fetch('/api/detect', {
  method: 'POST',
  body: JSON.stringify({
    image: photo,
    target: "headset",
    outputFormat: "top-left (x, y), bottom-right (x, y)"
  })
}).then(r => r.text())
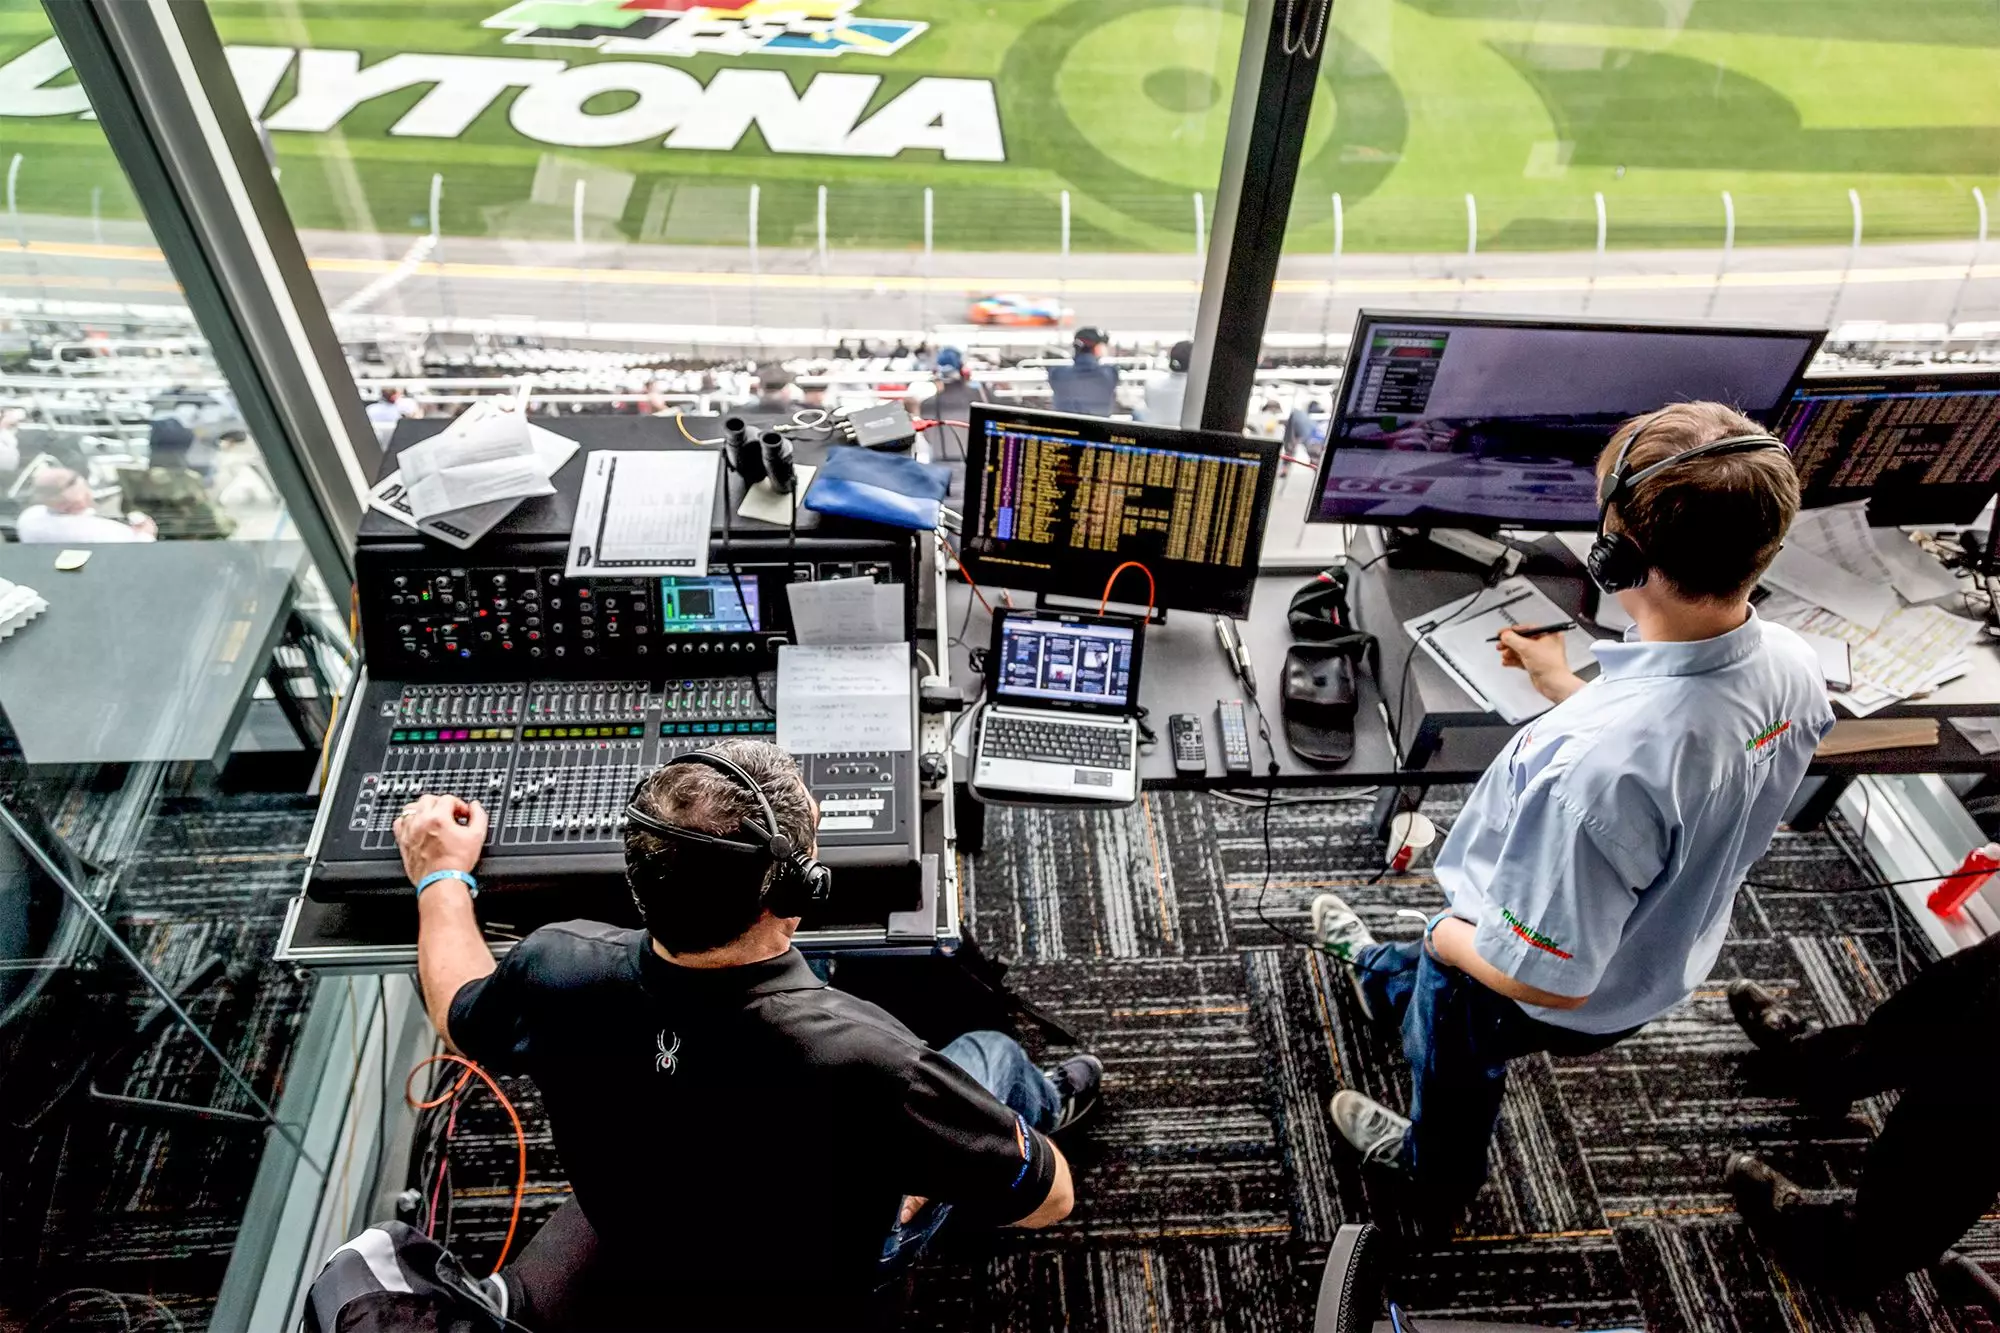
top-left (1586, 413), bottom-right (1788, 594)
top-left (620, 748), bottom-right (832, 920)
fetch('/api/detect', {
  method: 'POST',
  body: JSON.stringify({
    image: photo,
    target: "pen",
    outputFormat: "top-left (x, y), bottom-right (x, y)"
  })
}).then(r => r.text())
top-left (1487, 621), bottom-right (1576, 642)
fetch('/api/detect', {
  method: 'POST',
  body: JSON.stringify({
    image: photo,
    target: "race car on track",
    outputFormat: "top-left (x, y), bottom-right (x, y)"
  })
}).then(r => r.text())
top-left (967, 294), bottom-right (1072, 327)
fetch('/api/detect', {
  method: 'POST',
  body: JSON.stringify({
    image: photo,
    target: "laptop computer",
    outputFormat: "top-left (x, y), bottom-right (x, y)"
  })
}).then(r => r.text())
top-left (973, 609), bottom-right (1145, 802)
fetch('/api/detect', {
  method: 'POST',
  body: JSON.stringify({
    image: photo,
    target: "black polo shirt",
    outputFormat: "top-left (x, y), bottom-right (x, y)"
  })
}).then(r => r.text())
top-left (448, 921), bottom-right (1056, 1331)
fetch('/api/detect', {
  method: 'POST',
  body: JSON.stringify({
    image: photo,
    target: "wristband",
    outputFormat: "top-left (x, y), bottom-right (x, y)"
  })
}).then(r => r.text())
top-left (416, 869), bottom-right (478, 899)
top-left (1422, 909), bottom-right (1456, 962)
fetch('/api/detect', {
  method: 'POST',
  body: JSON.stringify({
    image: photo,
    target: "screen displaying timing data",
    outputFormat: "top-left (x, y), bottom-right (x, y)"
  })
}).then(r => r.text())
top-left (963, 405), bottom-right (1278, 618)
top-left (1778, 373), bottom-right (2000, 525)
top-left (1309, 314), bottom-right (1823, 529)
top-left (994, 615), bottom-right (1137, 709)
top-left (659, 574), bottom-right (761, 633)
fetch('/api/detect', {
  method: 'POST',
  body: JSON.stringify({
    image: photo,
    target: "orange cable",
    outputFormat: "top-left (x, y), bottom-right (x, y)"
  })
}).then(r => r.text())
top-left (1098, 560), bottom-right (1157, 616)
top-left (404, 1054), bottom-right (527, 1275)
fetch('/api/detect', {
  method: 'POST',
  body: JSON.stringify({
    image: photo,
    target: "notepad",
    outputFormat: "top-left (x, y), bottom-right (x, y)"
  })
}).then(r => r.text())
top-left (1401, 577), bottom-right (1596, 725)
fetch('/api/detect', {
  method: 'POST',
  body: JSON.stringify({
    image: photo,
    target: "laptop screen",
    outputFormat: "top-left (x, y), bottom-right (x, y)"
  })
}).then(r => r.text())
top-left (991, 611), bottom-right (1142, 715)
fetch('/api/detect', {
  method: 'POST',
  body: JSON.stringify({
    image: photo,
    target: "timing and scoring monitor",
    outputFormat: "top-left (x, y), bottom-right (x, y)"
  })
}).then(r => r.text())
top-left (1307, 312), bottom-right (1824, 530)
top-left (659, 574), bottom-right (761, 633)
top-left (962, 404), bottom-right (1279, 617)
top-left (1777, 370), bottom-right (2000, 525)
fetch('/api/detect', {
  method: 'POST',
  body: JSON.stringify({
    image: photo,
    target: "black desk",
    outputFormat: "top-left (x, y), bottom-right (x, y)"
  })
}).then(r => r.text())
top-left (945, 576), bottom-right (1401, 787)
top-left (948, 527), bottom-right (2000, 836)
top-left (0, 542), bottom-right (304, 766)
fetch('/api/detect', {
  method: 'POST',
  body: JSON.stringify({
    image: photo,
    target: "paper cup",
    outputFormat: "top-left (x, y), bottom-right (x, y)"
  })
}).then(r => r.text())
top-left (1386, 811), bottom-right (1438, 871)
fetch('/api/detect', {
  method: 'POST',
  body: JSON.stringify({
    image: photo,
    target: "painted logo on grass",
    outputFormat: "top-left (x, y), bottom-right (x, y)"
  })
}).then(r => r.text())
top-left (1499, 907), bottom-right (1573, 961)
top-left (486, 0), bottom-right (927, 59)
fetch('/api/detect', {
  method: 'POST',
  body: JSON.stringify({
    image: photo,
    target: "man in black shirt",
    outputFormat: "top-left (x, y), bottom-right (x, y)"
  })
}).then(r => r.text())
top-left (394, 739), bottom-right (1101, 1331)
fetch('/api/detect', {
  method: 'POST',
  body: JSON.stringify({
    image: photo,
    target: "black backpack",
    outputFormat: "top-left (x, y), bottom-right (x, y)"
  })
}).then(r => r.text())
top-left (304, 1222), bottom-right (513, 1333)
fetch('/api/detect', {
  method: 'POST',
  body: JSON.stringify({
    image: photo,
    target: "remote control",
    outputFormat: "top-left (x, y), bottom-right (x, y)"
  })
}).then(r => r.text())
top-left (1217, 699), bottom-right (1252, 774)
top-left (1169, 713), bottom-right (1206, 775)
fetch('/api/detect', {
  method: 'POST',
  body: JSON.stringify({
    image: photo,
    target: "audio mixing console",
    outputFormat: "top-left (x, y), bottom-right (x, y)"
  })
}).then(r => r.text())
top-left (315, 674), bottom-right (918, 895)
top-left (310, 506), bottom-right (924, 905)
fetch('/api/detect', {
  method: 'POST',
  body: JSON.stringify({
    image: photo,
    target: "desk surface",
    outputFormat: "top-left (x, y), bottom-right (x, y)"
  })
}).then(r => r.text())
top-left (945, 578), bottom-right (1403, 786)
top-left (0, 542), bottom-right (303, 766)
top-left (948, 532), bottom-right (2000, 792)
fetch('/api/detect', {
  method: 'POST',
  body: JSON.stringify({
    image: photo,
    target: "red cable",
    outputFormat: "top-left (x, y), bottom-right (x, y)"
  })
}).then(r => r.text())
top-left (1098, 560), bottom-right (1156, 616)
top-left (406, 1055), bottom-right (528, 1275)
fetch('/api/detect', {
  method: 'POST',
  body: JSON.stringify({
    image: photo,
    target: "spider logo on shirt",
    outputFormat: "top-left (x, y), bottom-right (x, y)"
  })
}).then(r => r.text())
top-left (656, 1030), bottom-right (681, 1075)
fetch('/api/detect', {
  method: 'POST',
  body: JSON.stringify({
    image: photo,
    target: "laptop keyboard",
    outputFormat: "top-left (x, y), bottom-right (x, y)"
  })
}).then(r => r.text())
top-left (985, 715), bottom-right (1131, 769)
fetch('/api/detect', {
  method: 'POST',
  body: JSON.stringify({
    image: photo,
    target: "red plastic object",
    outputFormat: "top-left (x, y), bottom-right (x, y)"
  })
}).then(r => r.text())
top-left (1928, 843), bottom-right (2000, 917)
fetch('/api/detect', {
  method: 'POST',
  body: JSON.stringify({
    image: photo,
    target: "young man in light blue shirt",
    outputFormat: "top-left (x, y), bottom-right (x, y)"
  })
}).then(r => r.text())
top-left (1311, 401), bottom-right (1836, 1227)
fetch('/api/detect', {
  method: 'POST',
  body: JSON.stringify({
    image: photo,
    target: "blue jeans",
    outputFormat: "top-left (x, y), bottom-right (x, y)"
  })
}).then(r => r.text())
top-left (878, 1030), bottom-right (1060, 1272)
top-left (1356, 942), bottom-right (1633, 1221)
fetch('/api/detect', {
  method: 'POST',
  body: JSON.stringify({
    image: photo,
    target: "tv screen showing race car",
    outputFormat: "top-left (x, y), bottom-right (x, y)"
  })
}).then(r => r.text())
top-left (1307, 314), bottom-right (1823, 530)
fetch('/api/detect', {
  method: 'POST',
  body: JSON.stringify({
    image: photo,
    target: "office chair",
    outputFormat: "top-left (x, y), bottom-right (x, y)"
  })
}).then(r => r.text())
top-left (1314, 1225), bottom-right (1639, 1333)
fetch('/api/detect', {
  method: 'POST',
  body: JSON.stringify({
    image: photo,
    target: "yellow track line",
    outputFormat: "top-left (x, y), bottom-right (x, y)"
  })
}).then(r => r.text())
top-left (7, 238), bottom-right (1998, 299)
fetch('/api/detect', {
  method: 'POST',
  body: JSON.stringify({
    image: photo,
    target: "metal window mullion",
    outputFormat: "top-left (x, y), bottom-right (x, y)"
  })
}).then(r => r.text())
top-left (1184, 0), bottom-right (1332, 435)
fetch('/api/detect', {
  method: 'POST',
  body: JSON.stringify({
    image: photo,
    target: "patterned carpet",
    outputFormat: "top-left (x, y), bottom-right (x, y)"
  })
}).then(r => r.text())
top-left (0, 792), bottom-right (318, 1332)
top-left (429, 786), bottom-right (2000, 1332)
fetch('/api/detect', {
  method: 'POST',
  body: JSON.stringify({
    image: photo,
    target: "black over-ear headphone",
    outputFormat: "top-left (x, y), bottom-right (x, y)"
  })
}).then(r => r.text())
top-left (621, 749), bottom-right (832, 920)
top-left (1586, 413), bottom-right (1788, 594)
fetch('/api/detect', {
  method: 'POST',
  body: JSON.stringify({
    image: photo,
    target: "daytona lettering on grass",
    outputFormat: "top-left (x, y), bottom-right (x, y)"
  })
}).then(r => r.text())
top-left (1499, 907), bottom-right (1573, 960)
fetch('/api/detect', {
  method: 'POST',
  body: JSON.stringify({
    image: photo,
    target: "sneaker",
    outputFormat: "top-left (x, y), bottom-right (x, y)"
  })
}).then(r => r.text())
top-left (1329, 1090), bottom-right (1409, 1169)
top-left (1046, 1053), bottom-right (1104, 1133)
top-left (1728, 980), bottom-right (1811, 1054)
top-left (1725, 1152), bottom-right (1808, 1224)
top-left (1311, 893), bottom-right (1378, 1022)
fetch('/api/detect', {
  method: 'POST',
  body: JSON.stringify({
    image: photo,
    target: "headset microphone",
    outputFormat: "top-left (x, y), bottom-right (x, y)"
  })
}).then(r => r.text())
top-left (1586, 418), bottom-right (1787, 595)
top-left (621, 749), bottom-right (831, 920)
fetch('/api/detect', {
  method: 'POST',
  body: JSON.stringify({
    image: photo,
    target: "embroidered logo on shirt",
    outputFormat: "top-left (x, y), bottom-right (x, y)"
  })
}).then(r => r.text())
top-left (1499, 907), bottom-right (1574, 960)
top-left (655, 1030), bottom-right (681, 1075)
top-left (1745, 719), bottom-right (1792, 752)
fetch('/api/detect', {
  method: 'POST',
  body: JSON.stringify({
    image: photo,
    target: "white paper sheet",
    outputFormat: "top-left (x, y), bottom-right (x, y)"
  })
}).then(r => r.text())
top-left (1762, 542), bottom-right (1896, 630)
top-left (776, 643), bottom-right (912, 754)
top-left (1402, 577), bottom-right (1596, 725)
top-left (1790, 503), bottom-right (1898, 585)
top-left (1767, 600), bottom-right (1984, 704)
top-left (567, 450), bottom-right (719, 578)
top-left (367, 426), bottom-right (578, 551)
top-left (397, 397), bottom-right (554, 521)
top-left (1792, 630), bottom-right (1853, 690)
top-left (1872, 529), bottom-right (1963, 603)
top-left (786, 577), bottom-right (905, 646)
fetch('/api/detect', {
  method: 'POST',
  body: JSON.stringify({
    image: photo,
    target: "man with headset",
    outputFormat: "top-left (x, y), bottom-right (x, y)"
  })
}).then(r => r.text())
top-left (394, 738), bottom-right (1103, 1330)
top-left (1307, 401), bottom-right (1835, 1227)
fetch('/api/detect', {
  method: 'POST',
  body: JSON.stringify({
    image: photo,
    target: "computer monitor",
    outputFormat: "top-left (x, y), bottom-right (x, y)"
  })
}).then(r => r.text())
top-left (961, 404), bottom-right (1279, 618)
top-left (1306, 312), bottom-right (1824, 529)
top-left (1777, 370), bottom-right (2000, 525)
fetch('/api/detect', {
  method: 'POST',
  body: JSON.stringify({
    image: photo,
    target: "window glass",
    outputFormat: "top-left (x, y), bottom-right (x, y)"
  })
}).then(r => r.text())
top-left (1251, 0), bottom-right (2000, 558)
top-left (196, 1), bottom-right (1238, 421)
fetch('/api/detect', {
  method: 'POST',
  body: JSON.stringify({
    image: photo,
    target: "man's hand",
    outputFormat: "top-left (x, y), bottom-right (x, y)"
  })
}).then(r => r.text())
top-left (1497, 626), bottom-right (1585, 704)
top-left (127, 512), bottom-right (158, 539)
top-left (899, 1195), bottom-right (927, 1225)
top-left (394, 793), bottom-right (488, 886)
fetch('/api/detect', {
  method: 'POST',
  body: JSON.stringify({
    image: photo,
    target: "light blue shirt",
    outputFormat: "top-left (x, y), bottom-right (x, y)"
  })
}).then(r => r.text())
top-left (1432, 610), bottom-right (1836, 1035)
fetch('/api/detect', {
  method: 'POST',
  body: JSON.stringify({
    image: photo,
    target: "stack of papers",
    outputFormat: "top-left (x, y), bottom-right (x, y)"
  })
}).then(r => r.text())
top-left (1403, 576), bottom-right (1596, 724)
top-left (785, 577), bottom-right (904, 646)
top-left (1764, 591), bottom-right (1985, 716)
top-left (367, 398), bottom-right (577, 551)
top-left (0, 577), bottom-right (47, 641)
